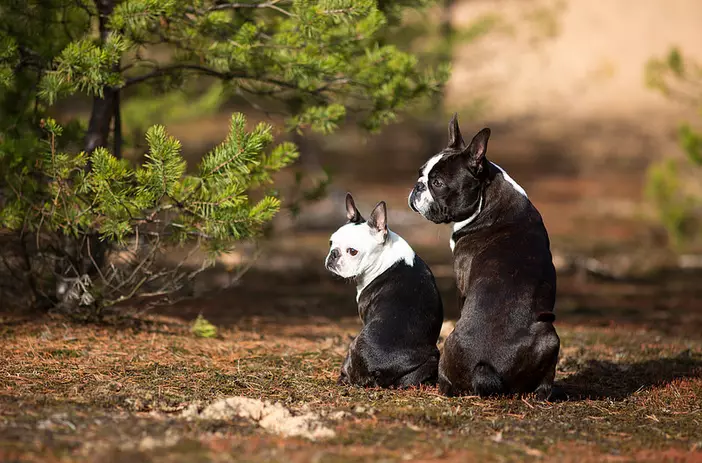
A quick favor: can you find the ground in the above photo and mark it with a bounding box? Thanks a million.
[2,244,701,462]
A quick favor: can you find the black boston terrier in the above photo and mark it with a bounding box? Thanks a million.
[325,193,443,388]
[408,115,560,400]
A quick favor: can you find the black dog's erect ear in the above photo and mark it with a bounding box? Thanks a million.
[464,127,491,174]
[367,201,388,240]
[345,193,364,224]
[447,113,465,150]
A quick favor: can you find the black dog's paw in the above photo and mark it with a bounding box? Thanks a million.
[438,376,456,397]
[337,374,350,386]
[534,383,553,401]
[543,384,566,402]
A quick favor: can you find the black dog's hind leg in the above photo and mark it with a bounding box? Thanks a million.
[534,360,556,401]
[471,362,505,397]
[337,348,353,385]
[337,371,350,386]
[533,331,560,401]
[438,369,456,397]
[395,355,439,388]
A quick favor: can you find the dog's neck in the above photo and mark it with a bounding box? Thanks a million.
[450,162,530,251]
[356,230,415,301]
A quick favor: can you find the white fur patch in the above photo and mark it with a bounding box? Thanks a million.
[492,162,527,198]
[354,230,415,301]
[450,194,484,252]
[408,153,443,214]
[449,163,525,251]
[326,223,415,301]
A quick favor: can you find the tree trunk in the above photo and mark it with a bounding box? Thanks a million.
[84,0,119,158]
[113,89,122,158]
[54,0,119,310]
[84,90,117,156]
[82,0,119,280]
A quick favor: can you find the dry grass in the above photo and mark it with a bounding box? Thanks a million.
[1,300,701,463]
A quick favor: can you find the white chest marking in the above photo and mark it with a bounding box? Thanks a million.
[450,194,484,252]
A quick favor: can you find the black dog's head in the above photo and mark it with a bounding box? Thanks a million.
[408,114,491,224]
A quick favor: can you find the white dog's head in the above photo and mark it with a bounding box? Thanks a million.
[325,193,389,280]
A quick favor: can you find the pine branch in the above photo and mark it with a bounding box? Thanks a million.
[123,64,341,101]
[204,0,292,16]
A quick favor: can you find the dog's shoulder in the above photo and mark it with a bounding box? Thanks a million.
[360,255,426,298]
[358,254,441,318]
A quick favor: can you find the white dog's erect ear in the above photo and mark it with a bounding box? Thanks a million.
[463,127,491,174]
[447,113,465,151]
[345,192,364,224]
[367,201,388,241]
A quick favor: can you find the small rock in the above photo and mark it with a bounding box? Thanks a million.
[182,396,335,441]
[327,411,348,421]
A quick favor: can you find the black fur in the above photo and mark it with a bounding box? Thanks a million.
[411,116,560,399]
[338,255,444,388]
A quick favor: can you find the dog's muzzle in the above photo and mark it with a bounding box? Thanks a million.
[408,182,427,213]
[325,248,341,271]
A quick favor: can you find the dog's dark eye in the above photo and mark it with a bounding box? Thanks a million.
[329,240,332,246]
[432,178,445,189]
[347,248,358,256]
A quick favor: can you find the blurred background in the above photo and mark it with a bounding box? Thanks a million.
[5,0,702,334]
[147,0,702,334]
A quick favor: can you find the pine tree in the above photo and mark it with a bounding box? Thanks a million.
[0,0,447,313]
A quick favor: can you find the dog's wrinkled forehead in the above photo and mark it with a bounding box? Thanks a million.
[330,222,375,248]
[417,151,459,182]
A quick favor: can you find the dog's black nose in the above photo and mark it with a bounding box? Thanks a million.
[415,182,426,192]
[326,248,341,269]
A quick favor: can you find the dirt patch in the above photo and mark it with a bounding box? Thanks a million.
[181,397,336,441]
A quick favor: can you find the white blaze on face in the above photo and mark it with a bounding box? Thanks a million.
[408,153,443,214]
[326,222,415,300]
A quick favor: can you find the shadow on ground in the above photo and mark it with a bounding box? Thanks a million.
[556,350,702,401]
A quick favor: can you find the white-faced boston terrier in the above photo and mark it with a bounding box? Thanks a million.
[408,115,560,400]
[325,193,443,388]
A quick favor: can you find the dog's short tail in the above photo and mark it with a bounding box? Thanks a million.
[472,362,504,397]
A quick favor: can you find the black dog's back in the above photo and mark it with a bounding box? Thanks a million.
[440,178,559,398]
[340,255,444,388]
[407,118,559,399]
